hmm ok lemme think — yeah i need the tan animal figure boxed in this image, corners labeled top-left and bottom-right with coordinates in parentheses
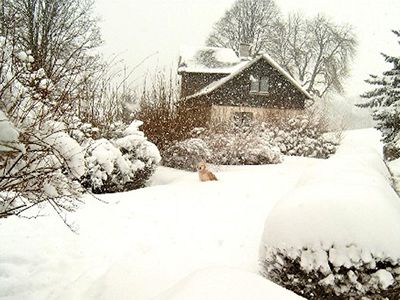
top-left (197, 162), bottom-right (218, 182)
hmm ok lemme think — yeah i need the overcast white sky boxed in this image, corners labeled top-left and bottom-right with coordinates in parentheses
top-left (94, 0), bottom-right (400, 97)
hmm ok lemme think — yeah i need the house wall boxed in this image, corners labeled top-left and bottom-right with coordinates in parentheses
top-left (206, 58), bottom-right (307, 109)
top-left (210, 104), bottom-right (304, 125)
top-left (180, 72), bottom-right (226, 98)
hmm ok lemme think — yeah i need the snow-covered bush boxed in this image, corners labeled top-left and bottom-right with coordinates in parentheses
top-left (259, 130), bottom-right (400, 299)
top-left (204, 126), bottom-right (282, 165)
top-left (161, 125), bottom-right (282, 170)
top-left (160, 112), bottom-right (337, 170)
top-left (81, 121), bottom-right (161, 193)
top-left (0, 35), bottom-right (86, 219)
top-left (266, 115), bottom-right (339, 159)
top-left (162, 138), bottom-right (211, 171)
top-left (69, 117), bottom-right (101, 144)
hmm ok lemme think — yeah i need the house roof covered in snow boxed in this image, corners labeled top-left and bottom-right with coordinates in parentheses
top-left (178, 46), bottom-right (248, 74)
top-left (186, 53), bottom-right (312, 100)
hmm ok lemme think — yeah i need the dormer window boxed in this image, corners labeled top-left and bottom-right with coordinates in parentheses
top-left (250, 75), bottom-right (269, 94)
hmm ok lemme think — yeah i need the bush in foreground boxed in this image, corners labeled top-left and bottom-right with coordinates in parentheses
top-left (81, 121), bottom-right (161, 193)
top-left (0, 36), bottom-right (85, 219)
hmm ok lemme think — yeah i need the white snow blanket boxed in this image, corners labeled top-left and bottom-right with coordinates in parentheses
top-left (0, 157), bottom-right (314, 299)
top-left (152, 267), bottom-right (304, 300)
top-left (0, 128), bottom-right (396, 299)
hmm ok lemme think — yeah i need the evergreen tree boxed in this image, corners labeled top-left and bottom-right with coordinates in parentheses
top-left (358, 30), bottom-right (400, 159)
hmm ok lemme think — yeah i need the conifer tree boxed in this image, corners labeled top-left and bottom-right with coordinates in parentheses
top-left (358, 30), bottom-right (400, 159)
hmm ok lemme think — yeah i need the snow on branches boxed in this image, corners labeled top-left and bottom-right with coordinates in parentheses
top-left (0, 35), bottom-right (161, 220)
top-left (81, 121), bottom-right (161, 194)
top-left (0, 35), bottom-right (85, 219)
top-left (358, 30), bottom-right (400, 160)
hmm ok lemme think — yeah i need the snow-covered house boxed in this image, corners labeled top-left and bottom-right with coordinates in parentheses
top-left (177, 44), bottom-right (311, 127)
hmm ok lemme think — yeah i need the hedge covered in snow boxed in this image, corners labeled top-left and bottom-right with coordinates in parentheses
top-left (259, 129), bottom-right (400, 299)
top-left (161, 115), bottom-right (337, 170)
top-left (266, 116), bottom-right (338, 159)
top-left (204, 128), bottom-right (282, 166)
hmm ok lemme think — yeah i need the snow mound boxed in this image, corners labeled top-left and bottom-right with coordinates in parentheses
top-left (260, 128), bottom-right (400, 297)
top-left (152, 268), bottom-right (305, 300)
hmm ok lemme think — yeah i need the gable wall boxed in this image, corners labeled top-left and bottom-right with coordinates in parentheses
top-left (206, 59), bottom-right (306, 109)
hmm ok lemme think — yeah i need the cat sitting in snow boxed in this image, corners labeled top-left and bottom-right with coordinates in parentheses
top-left (197, 162), bottom-right (218, 182)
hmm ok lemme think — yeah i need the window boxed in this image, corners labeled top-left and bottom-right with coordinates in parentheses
top-left (250, 75), bottom-right (269, 94)
top-left (250, 75), bottom-right (259, 92)
top-left (233, 111), bottom-right (254, 127)
top-left (260, 77), bottom-right (269, 93)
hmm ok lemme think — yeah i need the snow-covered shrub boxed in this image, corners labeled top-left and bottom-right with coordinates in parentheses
top-left (162, 138), bottom-right (211, 171)
top-left (160, 112), bottom-right (338, 170)
top-left (0, 35), bottom-right (86, 219)
top-left (81, 120), bottom-right (161, 193)
top-left (161, 125), bottom-right (282, 170)
top-left (259, 130), bottom-right (400, 299)
top-left (266, 115), bottom-right (339, 159)
top-left (69, 116), bottom-right (101, 144)
top-left (204, 126), bottom-right (282, 165)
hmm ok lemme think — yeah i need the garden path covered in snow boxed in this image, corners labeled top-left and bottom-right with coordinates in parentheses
top-left (0, 128), bottom-right (397, 299)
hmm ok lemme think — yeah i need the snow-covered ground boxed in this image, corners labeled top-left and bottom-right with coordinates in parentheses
top-left (153, 267), bottom-right (304, 300)
top-left (0, 128), bottom-right (396, 299)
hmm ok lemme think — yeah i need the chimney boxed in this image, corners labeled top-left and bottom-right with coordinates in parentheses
top-left (239, 43), bottom-right (251, 58)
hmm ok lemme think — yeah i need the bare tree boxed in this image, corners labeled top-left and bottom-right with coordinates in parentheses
top-left (207, 2), bottom-right (357, 98)
top-left (0, 0), bottom-right (128, 129)
top-left (206, 0), bottom-right (281, 55)
top-left (273, 14), bottom-right (357, 98)
top-left (2, 0), bottom-right (102, 85)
